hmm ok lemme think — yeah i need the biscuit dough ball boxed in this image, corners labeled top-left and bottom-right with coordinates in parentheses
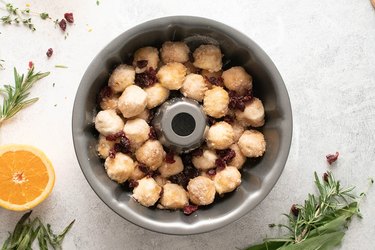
top-left (135, 140), bottom-right (165, 170)
top-left (95, 109), bottom-right (124, 136)
top-left (206, 121), bottom-right (234, 150)
top-left (154, 176), bottom-right (169, 187)
top-left (129, 163), bottom-right (147, 181)
top-left (157, 62), bottom-right (187, 90)
top-left (180, 73), bottom-right (208, 102)
top-left (192, 149), bottom-right (218, 170)
top-left (123, 118), bottom-right (150, 149)
top-left (144, 83), bottom-right (170, 109)
top-left (158, 155), bottom-right (184, 178)
top-left (232, 121), bottom-right (245, 142)
top-left (97, 135), bottom-right (115, 159)
top-left (99, 94), bottom-right (119, 111)
top-left (228, 143), bottom-right (247, 169)
top-left (104, 153), bottom-right (135, 183)
top-left (214, 166), bottom-right (241, 194)
top-left (108, 64), bottom-right (135, 93)
top-left (118, 85), bottom-right (147, 118)
top-left (160, 41), bottom-right (190, 64)
top-left (235, 98), bottom-right (265, 127)
top-left (133, 46), bottom-right (159, 73)
top-left (203, 86), bottom-right (229, 118)
top-left (160, 183), bottom-right (189, 209)
top-left (187, 176), bottom-right (216, 206)
top-left (132, 177), bottom-right (162, 207)
top-left (222, 66), bottom-right (252, 95)
top-left (193, 44), bottom-right (222, 72)
top-left (238, 130), bottom-right (266, 157)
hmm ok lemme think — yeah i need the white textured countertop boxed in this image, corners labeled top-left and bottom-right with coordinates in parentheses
top-left (1, 0), bottom-right (375, 249)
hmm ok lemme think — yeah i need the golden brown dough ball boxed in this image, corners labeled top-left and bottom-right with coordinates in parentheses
top-left (118, 85), bottom-right (147, 118)
top-left (104, 153), bottom-right (135, 183)
top-left (158, 155), bottom-right (184, 178)
top-left (203, 86), bottom-right (229, 118)
top-left (160, 41), bottom-right (190, 64)
top-left (238, 130), bottom-right (266, 157)
top-left (235, 97), bottom-right (265, 127)
top-left (228, 143), bottom-right (247, 169)
top-left (206, 121), bottom-right (234, 150)
top-left (187, 176), bottom-right (216, 206)
top-left (129, 163), bottom-right (147, 181)
top-left (232, 121), bottom-right (245, 142)
top-left (132, 177), bottom-right (162, 207)
top-left (192, 148), bottom-right (218, 170)
top-left (156, 62), bottom-right (187, 90)
top-left (144, 83), bottom-right (170, 109)
top-left (159, 183), bottom-right (189, 209)
top-left (97, 135), bottom-right (115, 159)
top-left (95, 109), bottom-right (124, 136)
top-left (154, 175), bottom-right (169, 187)
top-left (193, 44), bottom-right (222, 72)
top-left (214, 166), bottom-right (241, 194)
top-left (123, 118), bottom-right (150, 149)
top-left (108, 64), bottom-right (135, 93)
top-left (133, 46), bottom-right (159, 73)
top-left (135, 140), bottom-right (165, 170)
top-left (180, 73), bottom-right (208, 102)
top-left (222, 66), bottom-right (252, 95)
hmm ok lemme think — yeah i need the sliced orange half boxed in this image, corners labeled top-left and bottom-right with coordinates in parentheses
top-left (0, 145), bottom-right (55, 211)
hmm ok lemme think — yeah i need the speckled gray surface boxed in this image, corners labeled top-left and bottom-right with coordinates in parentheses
top-left (1, 0), bottom-right (375, 249)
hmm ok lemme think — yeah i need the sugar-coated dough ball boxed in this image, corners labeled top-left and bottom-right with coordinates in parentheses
top-left (108, 64), bottom-right (135, 93)
top-left (203, 86), bottom-right (229, 118)
top-left (135, 140), bottom-right (165, 170)
top-left (184, 61), bottom-right (199, 74)
top-left (180, 74), bottom-right (208, 102)
top-left (232, 121), bottom-right (245, 142)
top-left (123, 118), bottom-right (150, 149)
top-left (222, 66), bottom-right (252, 95)
top-left (95, 109), bottom-right (124, 136)
top-left (104, 153), bottom-right (135, 183)
top-left (160, 41), bottom-right (190, 64)
top-left (187, 176), bottom-right (216, 206)
top-left (206, 122), bottom-right (234, 150)
top-left (135, 109), bottom-right (150, 122)
top-left (158, 155), bottom-right (184, 178)
top-left (235, 98), bottom-right (265, 127)
top-left (144, 83), bottom-right (170, 109)
top-left (192, 149), bottom-right (218, 170)
top-left (228, 143), bottom-right (246, 169)
top-left (133, 46), bottom-right (159, 73)
top-left (132, 177), bottom-right (162, 207)
top-left (129, 163), bottom-right (147, 181)
top-left (238, 130), bottom-right (266, 157)
top-left (154, 175), bottom-right (169, 187)
top-left (118, 85), bottom-right (147, 118)
top-left (97, 135), bottom-right (115, 159)
top-left (160, 183), bottom-right (189, 209)
top-left (100, 94), bottom-right (119, 111)
top-left (193, 45), bottom-right (222, 72)
top-left (157, 62), bottom-right (187, 90)
top-left (214, 166), bottom-right (241, 194)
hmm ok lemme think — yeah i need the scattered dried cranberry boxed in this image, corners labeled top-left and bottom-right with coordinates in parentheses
top-left (112, 135), bottom-right (131, 154)
top-left (326, 152), bottom-right (339, 165)
top-left (223, 115), bottom-right (235, 123)
top-left (136, 60), bottom-right (148, 68)
top-left (323, 172), bottom-right (329, 183)
top-left (138, 164), bottom-right (149, 174)
top-left (228, 90), bottom-right (253, 111)
top-left (108, 148), bottom-right (116, 158)
top-left (148, 126), bottom-right (158, 140)
top-left (215, 158), bottom-right (226, 171)
top-left (183, 205), bottom-right (198, 215)
top-left (165, 151), bottom-right (176, 164)
top-left (170, 173), bottom-right (188, 188)
top-left (191, 148), bottom-right (203, 157)
top-left (58, 19), bottom-right (67, 31)
top-left (291, 204), bottom-right (299, 217)
top-left (216, 148), bottom-right (236, 164)
top-left (105, 131), bottom-right (125, 141)
top-left (46, 48), bottom-right (53, 58)
top-left (128, 180), bottom-right (139, 188)
top-left (207, 169), bottom-right (216, 176)
top-left (28, 61), bottom-right (33, 69)
top-left (135, 68), bottom-right (157, 88)
top-left (98, 86), bottom-right (113, 103)
top-left (205, 76), bottom-right (224, 87)
top-left (64, 13), bottom-right (74, 23)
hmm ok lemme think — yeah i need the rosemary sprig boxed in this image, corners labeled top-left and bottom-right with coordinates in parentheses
top-left (0, 59), bottom-right (4, 70)
top-left (0, 66), bottom-right (49, 125)
top-left (246, 171), bottom-right (373, 250)
top-left (1, 210), bottom-right (75, 250)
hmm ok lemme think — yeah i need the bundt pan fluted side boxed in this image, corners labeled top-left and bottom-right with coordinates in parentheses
top-left (72, 16), bottom-right (293, 235)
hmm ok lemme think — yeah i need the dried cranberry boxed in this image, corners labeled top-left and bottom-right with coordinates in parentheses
top-left (28, 61), bottom-right (34, 69)
top-left (105, 131), bottom-right (125, 141)
top-left (191, 148), bottom-right (203, 157)
top-left (326, 152), bottom-right (339, 165)
top-left (136, 60), bottom-right (148, 68)
top-left (205, 76), bottom-right (224, 87)
top-left (291, 204), bottom-right (299, 217)
top-left (46, 48), bottom-right (53, 58)
top-left (64, 13), bottom-right (74, 23)
top-left (135, 68), bottom-right (157, 88)
top-left (228, 90), bottom-right (253, 111)
top-left (183, 205), bottom-right (198, 215)
top-left (170, 173), bottom-right (188, 188)
top-left (223, 115), bottom-right (234, 123)
top-left (58, 19), bottom-right (67, 31)
top-left (207, 169), bottom-right (216, 176)
top-left (138, 164), bottom-right (149, 173)
top-left (216, 149), bottom-right (236, 164)
top-left (215, 158), bottom-right (226, 171)
top-left (98, 86), bottom-right (113, 103)
top-left (165, 151), bottom-right (176, 164)
top-left (113, 135), bottom-right (131, 154)
top-left (148, 127), bottom-right (158, 140)
top-left (323, 172), bottom-right (329, 183)
top-left (108, 148), bottom-right (116, 158)
top-left (128, 180), bottom-right (139, 188)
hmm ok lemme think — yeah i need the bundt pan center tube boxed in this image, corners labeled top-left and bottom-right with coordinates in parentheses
top-left (72, 16), bottom-right (293, 235)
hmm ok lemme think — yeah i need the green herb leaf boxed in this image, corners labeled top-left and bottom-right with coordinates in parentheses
top-left (40, 12), bottom-right (49, 20)
top-left (279, 232), bottom-right (344, 250)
